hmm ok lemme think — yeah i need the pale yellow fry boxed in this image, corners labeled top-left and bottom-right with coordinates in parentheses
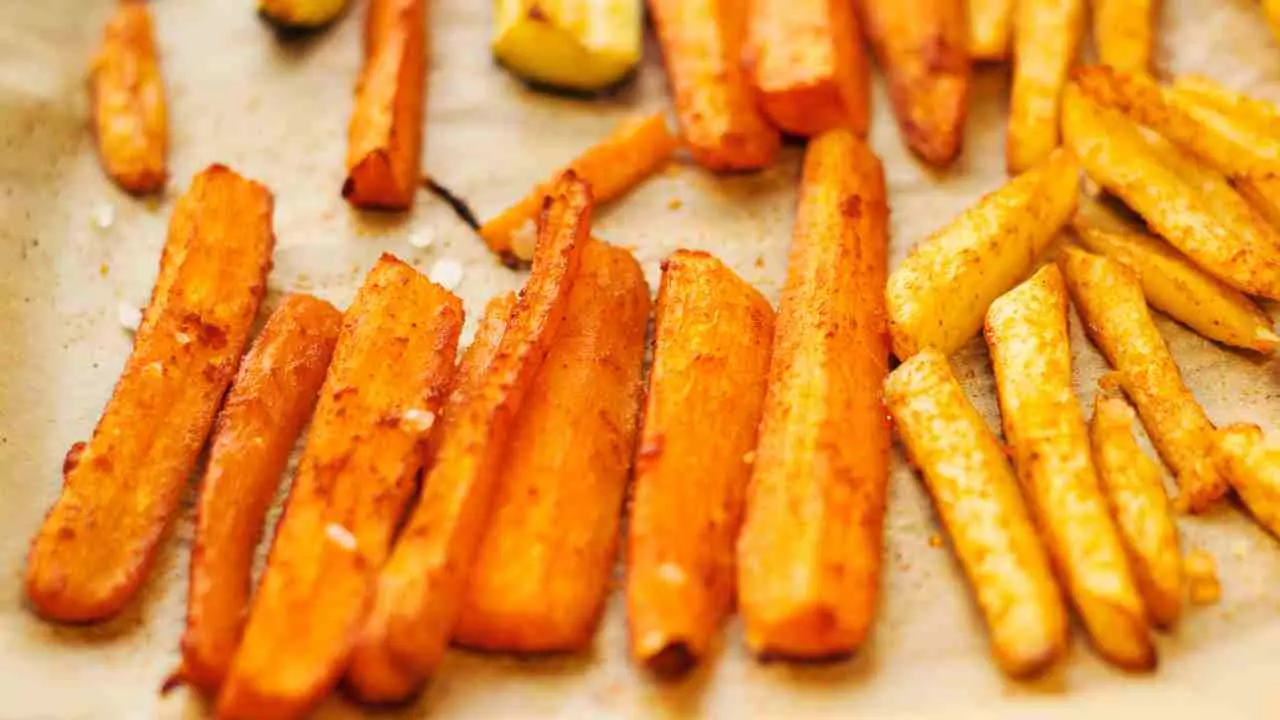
top-left (1089, 394), bottom-right (1183, 628)
top-left (1007, 0), bottom-right (1086, 173)
top-left (1170, 75), bottom-right (1280, 134)
top-left (1092, 0), bottom-right (1157, 74)
top-left (985, 265), bottom-right (1152, 671)
top-left (1213, 424), bottom-right (1280, 540)
top-left (968, 0), bottom-right (1014, 61)
top-left (884, 348), bottom-right (1067, 678)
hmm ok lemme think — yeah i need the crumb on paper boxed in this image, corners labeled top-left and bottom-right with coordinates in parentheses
top-left (1186, 548), bottom-right (1221, 605)
top-left (402, 408), bottom-right (436, 432)
top-left (429, 258), bottom-right (464, 290)
top-left (99, 264), bottom-right (109, 277)
top-left (409, 228), bottom-right (434, 249)
top-left (510, 219), bottom-right (537, 261)
top-left (754, 255), bottom-right (765, 269)
top-left (325, 523), bottom-right (358, 552)
top-left (929, 534), bottom-right (944, 548)
top-left (91, 202), bottom-right (115, 230)
top-left (1232, 540), bottom-right (1249, 559)
top-left (117, 301), bottom-right (142, 332)
top-left (668, 197), bottom-right (682, 210)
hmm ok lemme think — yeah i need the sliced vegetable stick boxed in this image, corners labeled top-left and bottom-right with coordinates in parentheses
top-left (860, 0), bottom-right (971, 166)
top-left (1267, 0), bottom-right (1280, 46)
top-left (1057, 247), bottom-right (1228, 511)
top-left (737, 129), bottom-right (890, 658)
top-left (967, 0), bottom-right (1014, 61)
top-left (886, 148), bottom-right (1079, 359)
top-left (1089, 393), bottom-right (1183, 628)
top-left (648, 0), bottom-right (780, 171)
top-left (1062, 83), bottom-right (1280, 299)
top-left (455, 241), bottom-right (650, 652)
top-left (627, 250), bottom-right (775, 677)
top-left (1007, 0), bottom-right (1086, 173)
top-left (258, 0), bottom-right (350, 29)
top-left (215, 256), bottom-right (463, 720)
top-left (91, 0), bottom-right (167, 194)
top-left (745, 0), bottom-right (870, 136)
top-left (178, 294), bottom-right (342, 695)
top-left (343, 0), bottom-right (426, 210)
top-left (346, 173), bottom-right (590, 703)
top-left (884, 348), bottom-right (1067, 678)
top-left (1092, 0), bottom-right (1158, 74)
top-left (984, 265), bottom-right (1153, 671)
top-left (25, 165), bottom-right (272, 624)
top-left (1171, 75), bottom-right (1280, 133)
top-left (1072, 224), bottom-right (1279, 353)
top-left (1213, 424), bottom-right (1280, 540)
top-left (1232, 177), bottom-right (1280, 232)
top-left (478, 112), bottom-right (678, 263)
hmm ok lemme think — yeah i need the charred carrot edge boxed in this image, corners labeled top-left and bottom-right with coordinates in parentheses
top-left (967, 0), bottom-right (1014, 61)
top-left (860, 0), bottom-right (971, 166)
top-left (91, 0), bottom-right (167, 194)
top-left (177, 294), bottom-right (342, 695)
top-left (648, 0), bottom-right (781, 171)
top-left (1007, 0), bottom-right (1086, 173)
top-left (343, 0), bottom-right (426, 210)
top-left (1092, 0), bottom-right (1157, 74)
top-left (345, 173), bottom-right (591, 703)
top-left (478, 112), bottom-right (678, 264)
top-left (626, 250), bottom-right (774, 677)
top-left (745, 0), bottom-right (870, 137)
top-left (25, 165), bottom-right (272, 624)
top-left (737, 129), bottom-right (890, 659)
top-left (454, 240), bottom-right (650, 653)
top-left (216, 256), bottom-right (463, 720)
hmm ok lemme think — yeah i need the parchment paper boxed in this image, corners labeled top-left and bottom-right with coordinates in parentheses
top-left (2, 0), bottom-right (1280, 717)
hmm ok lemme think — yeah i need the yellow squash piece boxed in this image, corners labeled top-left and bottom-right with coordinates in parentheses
top-left (258, 0), bottom-right (349, 29)
top-left (493, 0), bottom-right (642, 92)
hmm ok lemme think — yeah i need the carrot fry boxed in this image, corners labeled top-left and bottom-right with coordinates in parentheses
top-left (1007, 0), bottom-right (1086, 173)
top-left (1213, 424), bottom-right (1280, 541)
top-left (1058, 247), bottom-right (1228, 512)
top-left (884, 348), bottom-right (1067, 678)
top-left (745, 0), bottom-right (871, 137)
top-left (985, 265), bottom-right (1153, 671)
top-left (1092, 0), bottom-right (1158, 74)
top-left (178, 294), bottom-right (342, 695)
top-left (215, 256), bottom-right (463, 720)
top-left (1267, 0), bottom-right (1280, 46)
top-left (626, 250), bottom-right (774, 677)
top-left (737, 129), bottom-right (890, 658)
top-left (455, 241), bottom-right (650, 652)
top-left (478, 112), bottom-right (678, 264)
top-left (343, 0), bottom-right (426, 210)
top-left (860, 0), bottom-right (971, 166)
top-left (91, 0), bottom-right (167, 194)
top-left (345, 173), bottom-right (591, 703)
top-left (25, 165), bottom-right (272, 624)
top-left (967, 0), bottom-right (1013, 61)
top-left (648, 0), bottom-right (781, 171)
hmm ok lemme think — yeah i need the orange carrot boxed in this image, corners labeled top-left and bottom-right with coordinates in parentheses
top-left (91, 0), bottom-right (167, 194)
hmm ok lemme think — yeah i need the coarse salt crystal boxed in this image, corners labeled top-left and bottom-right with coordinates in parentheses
top-left (325, 523), bottom-right (358, 551)
top-left (510, 219), bottom-right (537, 261)
top-left (409, 229), bottom-right (434, 249)
top-left (403, 408), bottom-right (436, 432)
top-left (117, 302), bottom-right (142, 332)
top-left (656, 562), bottom-right (687, 586)
top-left (92, 202), bottom-right (115, 230)
top-left (175, 331), bottom-right (192, 346)
top-left (429, 258), bottom-right (464, 290)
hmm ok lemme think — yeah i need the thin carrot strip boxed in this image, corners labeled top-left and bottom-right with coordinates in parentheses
top-left (91, 0), bottom-right (167, 194)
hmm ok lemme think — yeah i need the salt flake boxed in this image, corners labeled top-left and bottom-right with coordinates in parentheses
top-left (429, 258), bottom-right (464, 290)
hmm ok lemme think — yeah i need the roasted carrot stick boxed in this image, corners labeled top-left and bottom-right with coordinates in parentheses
top-left (627, 250), bottom-right (774, 677)
top-left (1093, 0), bottom-right (1158, 74)
top-left (745, 0), bottom-right (870, 137)
top-left (178, 294), bottom-right (342, 695)
top-left (737, 129), bottom-right (890, 658)
top-left (343, 0), bottom-right (426, 210)
top-left (860, 0), bottom-right (971, 166)
top-left (478, 112), bottom-right (678, 264)
top-left (648, 0), bottom-right (781, 171)
top-left (91, 0), bottom-right (167, 194)
top-left (345, 173), bottom-right (590, 703)
top-left (454, 240), bottom-right (650, 653)
top-left (25, 165), bottom-right (272, 624)
top-left (1007, 0), bottom-right (1086, 173)
top-left (216, 256), bottom-right (463, 720)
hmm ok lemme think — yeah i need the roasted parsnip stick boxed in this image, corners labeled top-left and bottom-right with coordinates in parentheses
top-left (985, 265), bottom-right (1153, 670)
top-left (1213, 424), bottom-right (1280, 540)
top-left (179, 294), bottom-right (342, 694)
top-left (967, 0), bottom-right (1014, 61)
top-left (737, 129), bottom-right (890, 658)
top-left (885, 348), bottom-right (1067, 678)
top-left (26, 165), bottom-right (272, 623)
top-left (216, 256), bottom-right (463, 720)
top-left (627, 250), bottom-right (775, 677)
top-left (1092, 0), bottom-right (1158, 74)
top-left (1007, 0), bottom-right (1086, 173)
top-left (91, 0), bottom-right (167, 194)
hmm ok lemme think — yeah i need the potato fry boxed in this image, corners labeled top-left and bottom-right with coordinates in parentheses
top-left (1058, 247), bottom-right (1228, 511)
top-left (627, 250), bottom-right (775, 677)
top-left (1213, 424), bottom-right (1280, 540)
top-left (967, 0), bottom-right (1013, 61)
top-left (985, 265), bottom-right (1153, 671)
top-left (1062, 83), bottom-right (1280, 299)
top-left (345, 173), bottom-right (590, 703)
top-left (1089, 393), bottom-right (1183, 628)
top-left (215, 257), bottom-right (463, 720)
top-left (1092, 0), bottom-right (1158, 74)
top-left (1073, 224), bottom-right (1279, 353)
top-left (1007, 0), bottom-right (1086, 173)
top-left (479, 112), bottom-right (678, 264)
top-left (737, 129), bottom-right (890, 658)
top-left (91, 0), bottom-right (167, 194)
top-left (648, 0), bottom-right (780, 170)
top-left (1265, 0), bottom-right (1280, 48)
top-left (455, 241), bottom-right (649, 653)
top-left (343, 0), bottom-right (426, 210)
top-left (25, 165), bottom-right (272, 624)
top-left (860, 0), bottom-right (971, 166)
top-left (884, 348), bottom-right (1066, 678)
top-left (745, 0), bottom-right (870, 136)
top-left (886, 148), bottom-right (1079, 359)
top-left (178, 294), bottom-right (342, 695)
